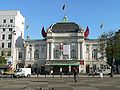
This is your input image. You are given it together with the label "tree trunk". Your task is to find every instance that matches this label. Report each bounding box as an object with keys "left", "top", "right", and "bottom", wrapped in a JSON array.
[
  {"left": 110, "top": 65, "right": 113, "bottom": 77},
  {"left": 110, "top": 59, "right": 115, "bottom": 77}
]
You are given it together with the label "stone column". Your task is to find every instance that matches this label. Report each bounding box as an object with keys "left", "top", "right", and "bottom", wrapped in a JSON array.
[
  {"left": 31, "top": 45, "right": 34, "bottom": 61},
  {"left": 47, "top": 42, "right": 50, "bottom": 60},
  {"left": 79, "top": 65, "right": 81, "bottom": 73},
  {"left": 69, "top": 66, "right": 71, "bottom": 72},
  {"left": 50, "top": 42, "right": 54, "bottom": 60},
  {"left": 77, "top": 42, "right": 80, "bottom": 60},
  {"left": 25, "top": 44, "right": 29, "bottom": 60},
  {"left": 89, "top": 44, "right": 92, "bottom": 60},
  {"left": 80, "top": 41, "right": 85, "bottom": 60}
]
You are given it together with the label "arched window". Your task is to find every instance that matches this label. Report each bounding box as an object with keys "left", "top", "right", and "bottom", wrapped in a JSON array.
[
  {"left": 54, "top": 50, "right": 59, "bottom": 58},
  {"left": 34, "top": 49, "right": 39, "bottom": 59},
  {"left": 92, "top": 49, "right": 97, "bottom": 59},
  {"left": 71, "top": 50, "right": 76, "bottom": 59}
]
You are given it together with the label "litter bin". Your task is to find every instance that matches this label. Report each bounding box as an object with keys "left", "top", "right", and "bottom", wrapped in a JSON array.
[{"left": 99, "top": 72, "right": 103, "bottom": 78}]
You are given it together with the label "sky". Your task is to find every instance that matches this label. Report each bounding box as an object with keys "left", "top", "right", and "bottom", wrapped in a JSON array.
[{"left": 0, "top": 0, "right": 120, "bottom": 39}]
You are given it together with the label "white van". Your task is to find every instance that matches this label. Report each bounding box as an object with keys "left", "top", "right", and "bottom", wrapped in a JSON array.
[{"left": 14, "top": 68, "right": 31, "bottom": 77}]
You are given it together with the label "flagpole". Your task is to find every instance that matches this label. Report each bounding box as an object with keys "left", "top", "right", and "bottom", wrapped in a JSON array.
[{"left": 62, "top": 3, "right": 68, "bottom": 22}]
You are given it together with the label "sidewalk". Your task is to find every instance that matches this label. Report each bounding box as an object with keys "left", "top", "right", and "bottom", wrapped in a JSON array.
[{"left": 30, "top": 74, "right": 120, "bottom": 78}]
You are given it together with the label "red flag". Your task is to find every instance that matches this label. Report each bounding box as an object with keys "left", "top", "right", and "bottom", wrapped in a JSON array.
[
  {"left": 84, "top": 26, "right": 89, "bottom": 38},
  {"left": 42, "top": 27, "right": 47, "bottom": 38}
]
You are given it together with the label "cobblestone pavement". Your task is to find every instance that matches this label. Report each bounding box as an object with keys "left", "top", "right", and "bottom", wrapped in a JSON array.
[{"left": 0, "top": 76, "right": 120, "bottom": 90}]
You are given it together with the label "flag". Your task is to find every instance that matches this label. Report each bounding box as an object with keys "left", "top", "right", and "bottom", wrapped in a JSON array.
[
  {"left": 100, "top": 23, "right": 103, "bottom": 28},
  {"left": 84, "top": 26, "right": 89, "bottom": 38},
  {"left": 42, "top": 27, "right": 47, "bottom": 38},
  {"left": 26, "top": 25, "right": 29, "bottom": 30},
  {"left": 62, "top": 4, "right": 65, "bottom": 10}
]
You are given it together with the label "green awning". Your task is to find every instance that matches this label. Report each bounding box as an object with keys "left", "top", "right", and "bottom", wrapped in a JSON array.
[{"left": 46, "top": 60, "right": 80, "bottom": 66}]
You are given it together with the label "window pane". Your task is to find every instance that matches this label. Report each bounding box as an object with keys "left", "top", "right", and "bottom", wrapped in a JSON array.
[
  {"left": 3, "top": 19, "right": 6, "bottom": 23},
  {"left": 2, "top": 34, "right": 5, "bottom": 40},
  {"left": 19, "top": 52, "right": 22, "bottom": 59},
  {"left": 9, "top": 28, "right": 12, "bottom": 31},
  {"left": 8, "top": 34, "right": 12, "bottom": 39},
  {"left": 10, "top": 19, "right": 13, "bottom": 23},
  {"left": 34, "top": 50, "right": 39, "bottom": 59},
  {"left": 3, "top": 28, "right": 5, "bottom": 32},
  {"left": 7, "top": 51, "right": 11, "bottom": 56},
  {"left": 8, "top": 43, "right": 11, "bottom": 48},
  {"left": 2, "top": 43, "right": 4, "bottom": 48}
]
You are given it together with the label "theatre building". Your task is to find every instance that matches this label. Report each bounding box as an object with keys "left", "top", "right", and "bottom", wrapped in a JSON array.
[
  {"left": 39, "top": 16, "right": 108, "bottom": 74},
  {"left": 21, "top": 16, "right": 109, "bottom": 74}
]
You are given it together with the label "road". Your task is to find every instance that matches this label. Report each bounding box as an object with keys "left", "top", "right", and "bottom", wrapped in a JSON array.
[{"left": 0, "top": 76, "right": 120, "bottom": 90}]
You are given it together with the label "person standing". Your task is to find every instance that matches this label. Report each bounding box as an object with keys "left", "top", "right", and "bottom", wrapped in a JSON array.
[{"left": 73, "top": 68, "right": 78, "bottom": 82}]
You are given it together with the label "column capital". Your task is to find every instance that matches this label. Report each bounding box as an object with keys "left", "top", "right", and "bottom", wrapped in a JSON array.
[{"left": 77, "top": 40, "right": 84, "bottom": 43}]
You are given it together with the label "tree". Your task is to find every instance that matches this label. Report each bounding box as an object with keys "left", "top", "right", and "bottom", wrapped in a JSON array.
[
  {"left": 113, "top": 30, "right": 120, "bottom": 74},
  {"left": 98, "top": 30, "right": 120, "bottom": 77},
  {"left": 0, "top": 56, "right": 7, "bottom": 66}
]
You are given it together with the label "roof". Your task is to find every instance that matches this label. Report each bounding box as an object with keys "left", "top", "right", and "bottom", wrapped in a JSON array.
[{"left": 51, "top": 22, "right": 82, "bottom": 33}]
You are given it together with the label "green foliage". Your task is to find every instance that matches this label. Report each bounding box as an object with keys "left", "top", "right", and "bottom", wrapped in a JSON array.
[
  {"left": 98, "top": 30, "right": 120, "bottom": 66},
  {"left": 0, "top": 56, "right": 7, "bottom": 66}
]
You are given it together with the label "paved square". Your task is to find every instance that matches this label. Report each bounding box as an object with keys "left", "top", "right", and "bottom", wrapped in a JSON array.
[{"left": 0, "top": 76, "right": 120, "bottom": 90}]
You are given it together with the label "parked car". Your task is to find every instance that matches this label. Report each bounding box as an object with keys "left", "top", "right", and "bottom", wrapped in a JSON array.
[
  {"left": 99, "top": 69, "right": 111, "bottom": 75},
  {"left": 94, "top": 69, "right": 111, "bottom": 75}
]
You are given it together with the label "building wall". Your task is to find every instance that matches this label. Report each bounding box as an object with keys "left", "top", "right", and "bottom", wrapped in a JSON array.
[{"left": 0, "top": 10, "right": 25, "bottom": 69}]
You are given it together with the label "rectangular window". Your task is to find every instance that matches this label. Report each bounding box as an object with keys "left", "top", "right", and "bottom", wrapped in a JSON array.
[
  {"left": 19, "top": 52, "right": 22, "bottom": 59},
  {"left": 8, "top": 43, "right": 11, "bottom": 48},
  {"left": 1, "top": 51, "right": 4, "bottom": 56},
  {"left": 3, "top": 19, "right": 6, "bottom": 23},
  {"left": 3, "top": 28, "right": 5, "bottom": 32},
  {"left": 9, "top": 28, "right": 12, "bottom": 31},
  {"left": 10, "top": 19, "right": 13, "bottom": 23},
  {"left": 2, "top": 43, "right": 4, "bottom": 48},
  {"left": 100, "top": 64, "right": 104, "bottom": 69},
  {"left": 7, "top": 51, "right": 11, "bottom": 56},
  {"left": 2, "top": 34, "right": 5, "bottom": 40},
  {"left": 8, "top": 34, "right": 12, "bottom": 39}
]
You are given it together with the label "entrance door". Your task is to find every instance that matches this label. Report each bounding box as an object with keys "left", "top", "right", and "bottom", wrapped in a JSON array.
[
  {"left": 40, "top": 66, "right": 45, "bottom": 74},
  {"left": 53, "top": 66, "right": 60, "bottom": 75},
  {"left": 62, "top": 66, "right": 69, "bottom": 74}
]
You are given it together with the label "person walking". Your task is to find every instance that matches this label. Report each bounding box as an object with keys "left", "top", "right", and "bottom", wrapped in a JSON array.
[{"left": 73, "top": 68, "right": 78, "bottom": 82}]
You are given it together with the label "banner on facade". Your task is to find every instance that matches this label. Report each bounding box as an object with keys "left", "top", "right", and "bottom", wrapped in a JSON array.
[
  {"left": 80, "top": 60, "right": 84, "bottom": 65},
  {"left": 63, "top": 45, "right": 70, "bottom": 55}
]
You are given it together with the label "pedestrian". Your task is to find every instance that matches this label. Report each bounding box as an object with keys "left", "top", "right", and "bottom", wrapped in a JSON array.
[{"left": 73, "top": 68, "right": 78, "bottom": 82}]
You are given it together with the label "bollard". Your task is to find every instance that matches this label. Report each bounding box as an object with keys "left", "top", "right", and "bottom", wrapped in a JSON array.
[
  {"left": 52, "top": 73, "right": 54, "bottom": 78},
  {"left": 60, "top": 72, "right": 62, "bottom": 78},
  {"left": 99, "top": 72, "right": 103, "bottom": 78},
  {"left": 45, "top": 73, "right": 46, "bottom": 78},
  {"left": 69, "top": 72, "right": 70, "bottom": 78}
]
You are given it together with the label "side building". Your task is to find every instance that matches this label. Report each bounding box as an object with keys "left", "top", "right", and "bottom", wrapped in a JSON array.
[{"left": 0, "top": 10, "right": 25, "bottom": 69}]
